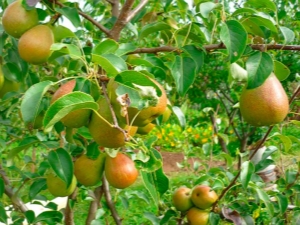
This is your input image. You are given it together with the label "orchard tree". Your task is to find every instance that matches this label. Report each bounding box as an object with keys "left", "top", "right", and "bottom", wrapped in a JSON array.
[{"left": 0, "top": 0, "right": 300, "bottom": 224}]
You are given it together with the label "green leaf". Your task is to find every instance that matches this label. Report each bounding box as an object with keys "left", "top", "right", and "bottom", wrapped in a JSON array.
[
  {"left": 255, "top": 158, "right": 274, "bottom": 172},
  {"left": 140, "top": 22, "right": 171, "bottom": 39},
  {"left": 29, "top": 178, "right": 47, "bottom": 200},
  {"left": 168, "top": 55, "right": 197, "bottom": 96},
  {"left": 48, "top": 148, "right": 74, "bottom": 188},
  {"left": 255, "top": 187, "right": 274, "bottom": 216},
  {"left": 25, "top": 210, "right": 35, "bottom": 224},
  {"left": 43, "top": 92, "right": 98, "bottom": 132},
  {"left": 242, "top": 16, "right": 277, "bottom": 37},
  {"left": 0, "top": 178, "right": 4, "bottom": 198},
  {"left": 232, "top": 8, "right": 258, "bottom": 17},
  {"left": 220, "top": 20, "right": 247, "bottom": 63},
  {"left": 7, "top": 137, "right": 40, "bottom": 166},
  {"left": 199, "top": 2, "right": 219, "bottom": 18},
  {"left": 244, "top": 0, "right": 277, "bottom": 12},
  {"left": 21, "top": 81, "right": 53, "bottom": 127},
  {"left": 182, "top": 45, "right": 205, "bottom": 73},
  {"left": 34, "top": 211, "right": 63, "bottom": 224},
  {"left": 276, "top": 193, "right": 288, "bottom": 214},
  {"left": 143, "top": 212, "right": 159, "bottom": 225},
  {"left": 229, "top": 63, "right": 248, "bottom": 82},
  {"left": 50, "top": 43, "right": 83, "bottom": 59},
  {"left": 209, "top": 212, "right": 221, "bottom": 225},
  {"left": 285, "top": 169, "right": 297, "bottom": 184},
  {"left": 115, "top": 43, "right": 137, "bottom": 56},
  {"left": 172, "top": 106, "right": 186, "bottom": 129},
  {"left": 2, "top": 62, "right": 22, "bottom": 82},
  {"left": 92, "top": 54, "right": 127, "bottom": 77},
  {"left": 274, "top": 60, "right": 290, "bottom": 81},
  {"left": 55, "top": 7, "right": 81, "bottom": 27},
  {"left": 141, "top": 171, "right": 159, "bottom": 207},
  {"left": 279, "top": 26, "right": 295, "bottom": 44},
  {"left": 93, "top": 39, "right": 119, "bottom": 55},
  {"left": 51, "top": 25, "right": 75, "bottom": 42},
  {"left": 246, "top": 51, "right": 273, "bottom": 89},
  {"left": 160, "top": 210, "right": 177, "bottom": 225},
  {"left": 240, "top": 161, "right": 255, "bottom": 189},
  {"left": 270, "top": 133, "right": 292, "bottom": 152},
  {"left": 86, "top": 142, "right": 100, "bottom": 160},
  {"left": 0, "top": 205, "right": 7, "bottom": 224}
]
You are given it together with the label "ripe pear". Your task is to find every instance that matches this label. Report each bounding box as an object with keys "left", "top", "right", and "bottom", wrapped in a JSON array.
[
  {"left": 107, "top": 77, "right": 167, "bottom": 127},
  {"left": 51, "top": 80, "right": 91, "bottom": 128},
  {"left": 0, "top": 79, "right": 20, "bottom": 98},
  {"left": 18, "top": 25, "right": 54, "bottom": 64},
  {"left": 105, "top": 152, "right": 138, "bottom": 189},
  {"left": 46, "top": 174, "right": 77, "bottom": 197},
  {"left": 0, "top": 67, "right": 4, "bottom": 90},
  {"left": 186, "top": 207, "right": 209, "bottom": 225},
  {"left": 88, "top": 98, "right": 137, "bottom": 148},
  {"left": 172, "top": 187, "right": 194, "bottom": 212},
  {"left": 240, "top": 73, "right": 289, "bottom": 126},
  {"left": 191, "top": 185, "right": 218, "bottom": 210},
  {"left": 2, "top": 0, "right": 39, "bottom": 38},
  {"left": 74, "top": 153, "right": 106, "bottom": 186},
  {"left": 137, "top": 123, "right": 156, "bottom": 135}
]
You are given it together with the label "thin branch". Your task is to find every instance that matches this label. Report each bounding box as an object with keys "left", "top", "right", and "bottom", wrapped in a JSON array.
[
  {"left": 126, "top": 0, "right": 149, "bottom": 22},
  {"left": 109, "top": 0, "right": 135, "bottom": 40},
  {"left": 86, "top": 186, "right": 104, "bottom": 225},
  {"left": 64, "top": 188, "right": 78, "bottom": 225},
  {"left": 102, "top": 176, "right": 122, "bottom": 225},
  {"left": 106, "top": 0, "right": 120, "bottom": 18}
]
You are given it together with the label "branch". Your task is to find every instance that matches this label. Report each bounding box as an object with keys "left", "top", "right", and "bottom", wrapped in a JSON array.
[
  {"left": 64, "top": 188, "right": 78, "bottom": 225},
  {"left": 109, "top": 0, "right": 135, "bottom": 40},
  {"left": 86, "top": 186, "right": 104, "bottom": 225},
  {"left": 127, "top": 44, "right": 300, "bottom": 55},
  {"left": 102, "top": 176, "right": 122, "bottom": 225},
  {"left": 106, "top": 0, "right": 120, "bottom": 18},
  {"left": 126, "top": 0, "right": 149, "bottom": 22}
]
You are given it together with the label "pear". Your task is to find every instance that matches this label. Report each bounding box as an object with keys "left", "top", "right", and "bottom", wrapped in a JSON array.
[
  {"left": 239, "top": 73, "right": 289, "bottom": 127},
  {"left": 0, "top": 79, "right": 20, "bottom": 98},
  {"left": 88, "top": 98, "right": 137, "bottom": 148},
  {"left": 2, "top": 0, "right": 39, "bottom": 38},
  {"left": 18, "top": 25, "right": 54, "bottom": 64},
  {"left": 46, "top": 174, "right": 77, "bottom": 197}
]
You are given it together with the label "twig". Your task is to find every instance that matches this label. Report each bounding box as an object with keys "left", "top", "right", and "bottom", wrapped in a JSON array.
[
  {"left": 64, "top": 188, "right": 78, "bottom": 225},
  {"left": 126, "top": 0, "right": 149, "bottom": 22},
  {"left": 86, "top": 186, "right": 104, "bottom": 225},
  {"left": 106, "top": 0, "right": 120, "bottom": 18},
  {"left": 109, "top": 0, "right": 135, "bottom": 40},
  {"left": 102, "top": 176, "right": 122, "bottom": 225}
]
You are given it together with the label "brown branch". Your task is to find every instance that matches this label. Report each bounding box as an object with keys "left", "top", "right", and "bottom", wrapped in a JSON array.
[
  {"left": 102, "top": 176, "right": 122, "bottom": 225},
  {"left": 109, "top": 0, "right": 135, "bottom": 40},
  {"left": 127, "top": 44, "right": 300, "bottom": 55},
  {"left": 86, "top": 186, "right": 104, "bottom": 225},
  {"left": 64, "top": 188, "right": 78, "bottom": 225},
  {"left": 107, "top": 0, "right": 120, "bottom": 18},
  {"left": 53, "top": 1, "right": 110, "bottom": 36},
  {"left": 126, "top": 0, "right": 149, "bottom": 22}
]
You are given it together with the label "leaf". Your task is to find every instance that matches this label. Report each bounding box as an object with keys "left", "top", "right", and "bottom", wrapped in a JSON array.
[
  {"left": 140, "top": 22, "right": 171, "bottom": 39},
  {"left": 115, "top": 43, "right": 137, "bottom": 56},
  {"left": 242, "top": 16, "right": 277, "bottom": 37},
  {"left": 244, "top": 0, "right": 277, "bottom": 12},
  {"left": 2, "top": 62, "right": 22, "bottom": 82},
  {"left": 86, "top": 142, "right": 100, "bottom": 160},
  {"left": 92, "top": 54, "right": 127, "bottom": 77},
  {"left": 255, "top": 158, "right": 274, "bottom": 172},
  {"left": 48, "top": 148, "right": 74, "bottom": 188},
  {"left": 25, "top": 210, "right": 35, "bottom": 224},
  {"left": 34, "top": 211, "right": 63, "bottom": 224},
  {"left": 220, "top": 20, "right": 247, "bottom": 63},
  {"left": 255, "top": 187, "right": 274, "bottom": 216},
  {"left": 55, "top": 7, "right": 81, "bottom": 27},
  {"left": 0, "top": 205, "right": 7, "bottom": 224},
  {"left": 199, "top": 2, "right": 219, "bottom": 18},
  {"left": 172, "top": 106, "right": 186, "bottom": 129},
  {"left": 52, "top": 25, "right": 76, "bottom": 42},
  {"left": 246, "top": 51, "right": 273, "bottom": 89},
  {"left": 141, "top": 171, "right": 159, "bottom": 207},
  {"left": 232, "top": 7, "right": 258, "bottom": 17},
  {"left": 182, "top": 45, "right": 205, "bottom": 73},
  {"left": 160, "top": 210, "right": 177, "bottom": 225},
  {"left": 279, "top": 26, "right": 295, "bottom": 44},
  {"left": 209, "top": 212, "right": 221, "bottom": 225},
  {"left": 50, "top": 43, "right": 82, "bottom": 59},
  {"left": 7, "top": 137, "right": 40, "bottom": 166},
  {"left": 93, "top": 39, "right": 119, "bottom": 55},
  {"left": 29, "top": 178, "right": 47, "bottom": 200},
  {"left": 143, "top": 212, "right": 160, "bottom": 225},
  {"left": 270, "top": 133, "right": 292, "bottom": 152},
  {"left": 21, "top": 81, "right": 53, "bottom": 127},
  {"left": 274, "top": 60, "right": 290, "bottom": 81},
  {"left": 43, "top": 92, "right": 98, "bottom": 132},
  {"left": 276, "top": 193, "right": 288, "bottom": 214},
  {"left": 229, "top": 63, "right": 248, "bottom": 82},
  {"left": 0, "top": 178, "right": 4, "bottom": 198},
  {"left": 240, "top": 161, "right": 255, "bottom": 189},
  {"left": 168, "top": 55, "right": 197, "bottom": 96}
]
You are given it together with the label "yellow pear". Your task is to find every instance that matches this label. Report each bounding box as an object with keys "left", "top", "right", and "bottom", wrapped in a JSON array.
[
  {"left": 74, "top": 153, "right": 106, "bottom": 186},
  {"left": 18, "top": 25, "right": 54, "bottom": 64},
  {"left": 108, "top": 77, "right": 167, "bottom": 127},
  {"left": 240, "top": 73, "right": 289, "bottom": 126},
  {"left": 88, "top": 98, "right": 137, "bottom": 148},
  {"left": 137, "top": 123, "right": 156, "bottom": 135},
  {"left": 2, "top": 0, "right": 39, "bottom": 38},
  {"left": 0, "top": 79, "right": 20, "bottom": 98},
  {"left": 51, "top": 80, "right": 92, "bottom": 128},
  {"left": 0, "top": 67, "right": 4, "bottom": 90},
  {"left": 46, "top": 174, "right": 77, "bottom": 197}
]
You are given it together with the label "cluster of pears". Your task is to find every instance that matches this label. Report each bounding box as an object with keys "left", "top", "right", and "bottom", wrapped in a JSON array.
[
  {"left": 50, "top": 77, "right": 169, "bottom": 148},
  {"left": 239, "top": 73, "right": 289, "bottom": 127},
  {"left": 2, "top": 0, "right": 54, "bottom": 64},
  {"left": 47, "top": 151, "right": 138, "bottom": 197},
  {"left": 172, "top": 185, "right": 218, "bottom": 225}
]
